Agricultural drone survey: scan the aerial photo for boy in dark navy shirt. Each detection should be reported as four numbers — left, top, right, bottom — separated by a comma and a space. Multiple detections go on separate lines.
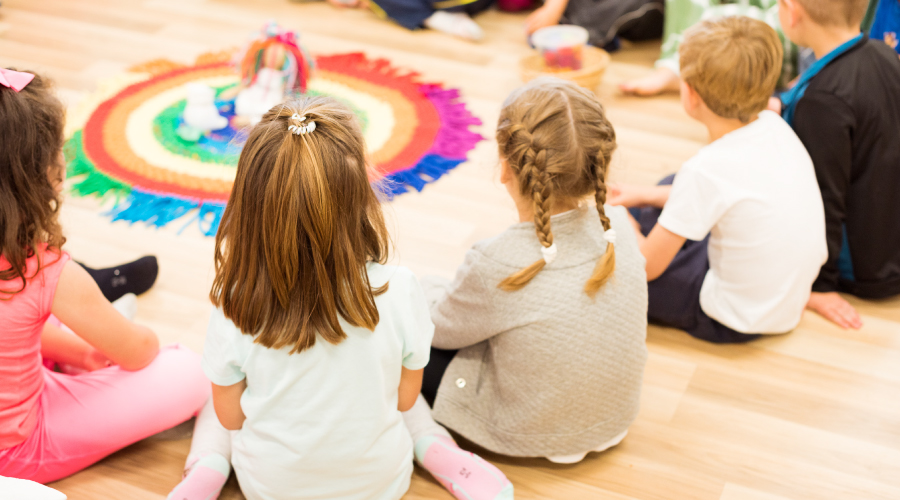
779, 0, 900, 329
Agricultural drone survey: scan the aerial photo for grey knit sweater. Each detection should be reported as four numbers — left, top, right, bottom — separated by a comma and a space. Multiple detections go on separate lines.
424, 205, 648, 457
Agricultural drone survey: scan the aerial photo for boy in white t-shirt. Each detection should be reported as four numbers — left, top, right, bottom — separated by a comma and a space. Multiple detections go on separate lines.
609, 16, 827, 343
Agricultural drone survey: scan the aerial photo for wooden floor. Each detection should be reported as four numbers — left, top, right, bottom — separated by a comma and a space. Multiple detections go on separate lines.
2, 0, 900, 498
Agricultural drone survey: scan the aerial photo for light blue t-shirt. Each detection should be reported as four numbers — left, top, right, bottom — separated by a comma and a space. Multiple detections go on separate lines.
202, 264, 434, 500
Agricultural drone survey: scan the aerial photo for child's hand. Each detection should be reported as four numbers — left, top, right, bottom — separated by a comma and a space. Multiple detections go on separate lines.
525, 3, 565, 35
806, 291, 863, 330
767, 97, 782, 114
82, 347, 115, 371
607, 183, 648, 208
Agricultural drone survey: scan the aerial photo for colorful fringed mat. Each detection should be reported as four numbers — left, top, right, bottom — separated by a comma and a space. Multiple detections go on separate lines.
65, 52, 483, 236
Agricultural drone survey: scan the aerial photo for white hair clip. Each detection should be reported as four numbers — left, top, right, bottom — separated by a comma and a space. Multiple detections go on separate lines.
288, 113, 316, 135
603, 229, 617, 244
541, 243, 558, 265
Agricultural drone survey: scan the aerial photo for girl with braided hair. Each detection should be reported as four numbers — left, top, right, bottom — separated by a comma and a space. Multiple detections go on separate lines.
402, 77, 649, 470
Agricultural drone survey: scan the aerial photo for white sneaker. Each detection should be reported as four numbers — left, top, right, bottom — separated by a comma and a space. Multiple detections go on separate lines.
424, 11, 483, 41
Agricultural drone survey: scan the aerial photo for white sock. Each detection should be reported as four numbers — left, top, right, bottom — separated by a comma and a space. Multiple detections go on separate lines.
112, 293, 138, 320
185, 398, 234, 469
402, 395, 453, 447
423, 11, 484, 41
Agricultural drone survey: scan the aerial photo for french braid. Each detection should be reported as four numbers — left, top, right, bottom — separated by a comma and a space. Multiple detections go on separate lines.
496, 77, 618, 294
498, 128, 555, 291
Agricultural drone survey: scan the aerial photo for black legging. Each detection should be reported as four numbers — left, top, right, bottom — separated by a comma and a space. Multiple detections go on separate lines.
421, 347, 458, 406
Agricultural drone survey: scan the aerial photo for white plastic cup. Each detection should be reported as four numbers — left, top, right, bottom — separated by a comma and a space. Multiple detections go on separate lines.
531, 25, 590, 70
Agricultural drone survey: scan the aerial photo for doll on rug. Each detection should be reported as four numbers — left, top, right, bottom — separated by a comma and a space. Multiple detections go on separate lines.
230, 23, 315, 126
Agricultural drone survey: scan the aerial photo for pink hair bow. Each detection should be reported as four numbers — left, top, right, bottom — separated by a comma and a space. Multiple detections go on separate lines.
0, 68, 35, 92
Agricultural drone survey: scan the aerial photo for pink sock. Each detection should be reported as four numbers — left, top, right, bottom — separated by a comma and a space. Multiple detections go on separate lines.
167, 454, 230, 500
415, 435, 514, 500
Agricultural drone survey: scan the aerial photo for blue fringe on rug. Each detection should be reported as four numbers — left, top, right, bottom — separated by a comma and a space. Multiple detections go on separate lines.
105, 190, 226, 237
380, 154, 466, 197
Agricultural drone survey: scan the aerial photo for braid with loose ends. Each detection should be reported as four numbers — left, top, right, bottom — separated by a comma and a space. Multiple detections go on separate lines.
498, 142, 554, 291
496, 77, 618, 294
585, 144, 616, 295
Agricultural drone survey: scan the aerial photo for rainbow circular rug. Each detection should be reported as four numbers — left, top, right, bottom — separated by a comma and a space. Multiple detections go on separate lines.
65, 52, 483, 236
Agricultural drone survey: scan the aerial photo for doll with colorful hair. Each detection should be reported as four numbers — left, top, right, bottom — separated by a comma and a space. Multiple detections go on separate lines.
233, 22, 315, 125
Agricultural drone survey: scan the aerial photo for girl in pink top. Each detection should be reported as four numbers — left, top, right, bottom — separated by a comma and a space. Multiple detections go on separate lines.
0, 69, 210, 484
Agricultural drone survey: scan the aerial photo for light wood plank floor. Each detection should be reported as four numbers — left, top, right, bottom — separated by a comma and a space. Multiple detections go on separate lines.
2, 0, 899, 498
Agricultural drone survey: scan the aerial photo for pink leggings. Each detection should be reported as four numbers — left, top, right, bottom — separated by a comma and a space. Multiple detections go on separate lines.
0, 344, 210, 484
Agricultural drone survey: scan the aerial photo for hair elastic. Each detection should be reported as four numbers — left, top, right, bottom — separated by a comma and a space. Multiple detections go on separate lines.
603, 229, 616, 244
541, 243, 558, 265
288, 113, 316, 135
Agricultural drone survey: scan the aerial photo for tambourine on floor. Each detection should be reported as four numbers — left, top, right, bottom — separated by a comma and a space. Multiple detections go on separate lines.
2, 0, 898, 499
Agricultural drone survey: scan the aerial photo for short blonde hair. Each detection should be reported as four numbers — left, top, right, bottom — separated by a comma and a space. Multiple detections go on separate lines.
796, 0, 868, 28
679, 16, 783, 123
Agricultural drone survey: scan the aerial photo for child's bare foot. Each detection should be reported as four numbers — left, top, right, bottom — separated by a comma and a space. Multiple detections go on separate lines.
619, 67, 680, 96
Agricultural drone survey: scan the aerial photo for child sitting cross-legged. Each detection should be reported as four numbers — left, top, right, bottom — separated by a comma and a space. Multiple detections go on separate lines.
609, 17, 828, 343
778, 0, 900, 329
402, 77, 649, 477
0, 69, 209, 484
168, 96, 510, 500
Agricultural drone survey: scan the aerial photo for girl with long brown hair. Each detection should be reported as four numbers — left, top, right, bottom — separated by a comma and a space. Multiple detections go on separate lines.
171, 96, 468, 500
402, 77, 649, 466
0, 69, 210, 484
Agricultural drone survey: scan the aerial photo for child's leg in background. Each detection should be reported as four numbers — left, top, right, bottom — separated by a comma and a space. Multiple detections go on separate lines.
421, 347, 457, 406
167, 398, 232, 500
368, 0, 487, 40
0, 345, 209, 484
560, 0, 663, 50
655, 0, 797, 84
77, 256, 159, 303
619, 0, 715, 94
368, 0, 436, 29
655, 0, 718, 74
444, 0, 493, 19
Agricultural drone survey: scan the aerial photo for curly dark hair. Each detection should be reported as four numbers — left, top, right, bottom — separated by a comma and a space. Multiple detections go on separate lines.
0, 70, 67, 296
